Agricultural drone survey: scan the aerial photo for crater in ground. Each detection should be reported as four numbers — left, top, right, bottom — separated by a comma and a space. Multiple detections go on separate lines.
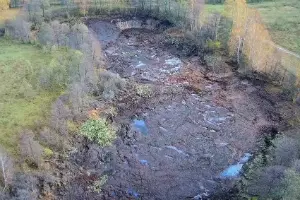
71, 18, 283, 200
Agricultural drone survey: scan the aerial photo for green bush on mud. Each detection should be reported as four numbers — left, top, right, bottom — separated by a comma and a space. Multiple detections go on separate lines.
80, 119, 116, 146
88, 175, 108, 193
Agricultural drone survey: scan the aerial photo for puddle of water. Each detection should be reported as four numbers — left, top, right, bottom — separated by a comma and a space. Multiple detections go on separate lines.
165, 57, 182, 66
203, 110, 233, 125
139, 159, 149, 166
219, 153, 252, 179
127, 188, 139, 198
136, 61, 146, 68
133, 119, 148, 135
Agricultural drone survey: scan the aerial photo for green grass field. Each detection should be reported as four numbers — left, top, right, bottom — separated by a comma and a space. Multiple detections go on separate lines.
249, 0, 300, 53
0, 39, 65, 155
205, 0, 300, 53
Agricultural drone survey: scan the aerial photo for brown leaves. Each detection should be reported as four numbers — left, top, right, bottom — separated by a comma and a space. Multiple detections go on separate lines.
168, 63, 204, 93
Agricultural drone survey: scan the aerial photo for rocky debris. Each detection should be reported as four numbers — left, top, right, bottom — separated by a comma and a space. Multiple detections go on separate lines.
116, 19, 160, 31
59, 19, 291, 200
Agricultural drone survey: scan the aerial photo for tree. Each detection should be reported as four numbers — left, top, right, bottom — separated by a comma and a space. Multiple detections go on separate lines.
97, 71, 126, 100
19, 130, 43, 168
39, 127, 62, 150
50, 99, 70, 135
247, 165, 286, 199
26, 0, 44, 26
69, 82, 90, 119
225, 0, 279, 74
5, 17, 31, 42
37, 22, 54, 46
272, 136, 300, 167
188, 0, 204, 31
10, 173, 39, 200
283, 169, 300, 200
40, 0, 50, 17
0, 0, 9, 10
50, 21, 70, 46
0, 147, 14, 190
69, 23, 89, 50
74, 0, 91, 16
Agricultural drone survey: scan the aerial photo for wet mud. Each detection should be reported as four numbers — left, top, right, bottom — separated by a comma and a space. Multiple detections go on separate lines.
68, 18, 294, 200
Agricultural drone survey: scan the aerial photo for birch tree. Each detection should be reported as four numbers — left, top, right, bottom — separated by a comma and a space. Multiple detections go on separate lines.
0, 148, 14, 190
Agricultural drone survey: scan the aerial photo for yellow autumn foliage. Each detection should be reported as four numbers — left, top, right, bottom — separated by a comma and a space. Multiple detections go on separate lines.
0, 0, 9, 10
225, 0, 300, 99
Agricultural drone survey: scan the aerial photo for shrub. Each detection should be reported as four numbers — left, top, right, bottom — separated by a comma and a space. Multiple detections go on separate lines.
206, 39, 221, 52
69, 23, 89, 50
283, 169, 300, 200
18, 79, 36, 99
292, 159, 300, 173
39, 127, 62, 150
43, 147, 53, 158
247, 165, 286, 199
10, 173, 39, 200
272, 136, 300, 167
37, 22, 54, 46
97, 71, 126, 100
67, 120, 80, 134
5, 17, 31, 42
204, 54, 224, 73
88, 175, 108, 193
136, 84, 153, 98
80, 119, 116, 146
50, 99, 70, 131
0, 0, 9, 10
19, 130, 43, 168
69, 82, 91, 118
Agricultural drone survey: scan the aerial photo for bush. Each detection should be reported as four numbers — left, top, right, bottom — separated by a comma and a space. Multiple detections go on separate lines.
10, 173, 39, 200
19, 130, 43, 168
272, 136, 300, 167
283, 169, 300, 200
247, 165, 286, 199
43, 147, 53, 158
292, 159, 300, 173
39, 127, 62, 150
37, 22, 54, 46
204, 54, 224, 73
97, 71, 126, 100
88, 175, 108, 193
5, 17, 31, 42
135, 84, 153, 98
206, 40, 221, 52
80, 119, 116, 146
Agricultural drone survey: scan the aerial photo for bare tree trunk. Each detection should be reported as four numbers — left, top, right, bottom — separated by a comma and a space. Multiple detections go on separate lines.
215, 15, 221, 40
0, 157, 7, 190
237, 36, 242, 65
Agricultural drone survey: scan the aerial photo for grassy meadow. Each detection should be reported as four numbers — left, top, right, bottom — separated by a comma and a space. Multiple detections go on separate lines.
0, 39, 66, 155
250, 0, 300, 53
205, 0, 300, 53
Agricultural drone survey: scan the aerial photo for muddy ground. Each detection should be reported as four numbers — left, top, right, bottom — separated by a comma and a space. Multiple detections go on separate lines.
61, 18, 300, 200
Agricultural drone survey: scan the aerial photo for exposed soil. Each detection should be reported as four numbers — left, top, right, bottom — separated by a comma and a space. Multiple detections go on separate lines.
61, 18, 300, 200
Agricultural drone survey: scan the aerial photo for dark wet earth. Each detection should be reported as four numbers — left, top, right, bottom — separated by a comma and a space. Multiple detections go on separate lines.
73, 19, 282, 200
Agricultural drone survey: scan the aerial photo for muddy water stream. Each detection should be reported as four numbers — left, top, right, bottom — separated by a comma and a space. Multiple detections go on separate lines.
81, 19, 280, 199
